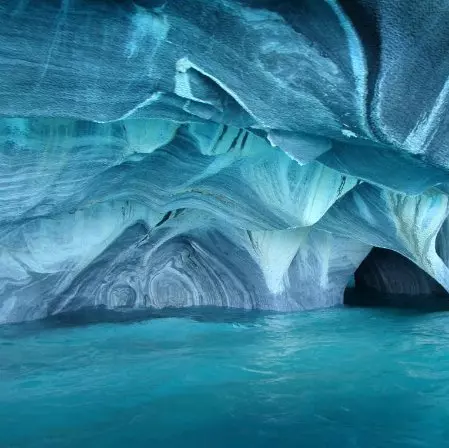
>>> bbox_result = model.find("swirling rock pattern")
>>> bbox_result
[0,0,449,322]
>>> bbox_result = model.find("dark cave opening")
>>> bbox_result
[344,247,449,310]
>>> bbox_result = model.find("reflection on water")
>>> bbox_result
[1,304,449,447]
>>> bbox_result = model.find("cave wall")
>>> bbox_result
[1,1,449,322]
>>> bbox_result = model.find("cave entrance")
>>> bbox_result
[344,247,449,310]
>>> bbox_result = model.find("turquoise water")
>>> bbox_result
[2,307,449,447]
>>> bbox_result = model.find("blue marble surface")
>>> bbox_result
[1,1,449,321]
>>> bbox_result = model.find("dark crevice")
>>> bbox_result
[345,247,449,310]
[155,211,172,227]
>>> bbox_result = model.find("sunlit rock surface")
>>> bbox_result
[1,0,449,323]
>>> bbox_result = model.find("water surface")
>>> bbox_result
[1,306,449,447]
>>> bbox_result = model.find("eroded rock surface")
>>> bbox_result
[1,0,449,322]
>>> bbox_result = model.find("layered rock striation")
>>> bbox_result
[1,0,449,322]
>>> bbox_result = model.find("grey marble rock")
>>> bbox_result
[1,1,449,322]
